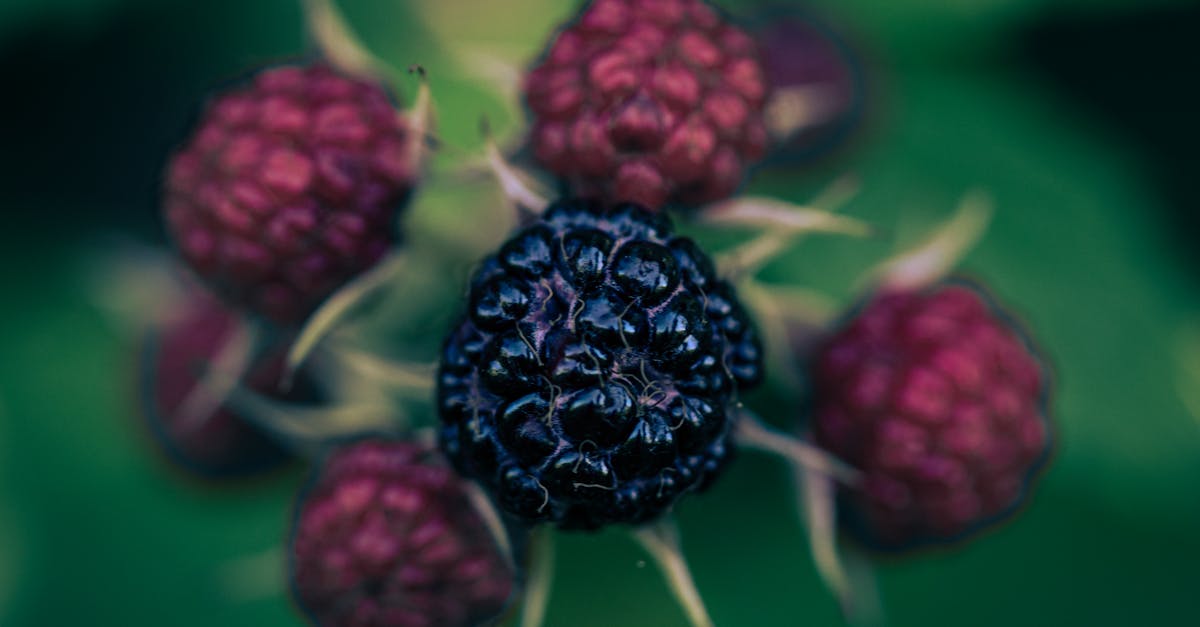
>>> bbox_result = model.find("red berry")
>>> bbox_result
[524,0,770,210]
[164,64,415,324]
[141,291,315,478]
[290,439,516,627]
[809,283,1051,549]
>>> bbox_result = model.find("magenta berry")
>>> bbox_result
[141,291,312,477]
[289,439,516,627]
[810,283,1051,549]
[165,63,416,324]
[523,0,771,210]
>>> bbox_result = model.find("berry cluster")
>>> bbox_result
[438,201,762,528]
[121,1,1056,625]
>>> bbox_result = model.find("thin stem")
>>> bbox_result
[734,410,861,486]
[283,252,408,389]
[631,518,714,627]
[795,464,851,614]
[302,0,387,80]
[405,67,434,172]
[328,345,435,397]
[519,527,556,627]
[176,317,262,435]
[763,83,843,141]
[483,119,550,215]
[866,190,993,292]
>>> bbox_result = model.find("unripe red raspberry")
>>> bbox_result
[523,0,770,210]
[165,63,415,324]
[141,291,315,478]
[809,283,1051,549]
[290,439,516,627]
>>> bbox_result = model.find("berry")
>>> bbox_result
[809,283,1051,550]
[140,291,316,478]
[437,200,762,529]
[165,63,416,324]
[755,8,863,160]
[289,439,516,627]
[523,0,770,210]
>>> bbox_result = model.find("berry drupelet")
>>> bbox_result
[438,200,763,530]
[165,63,416,324]
[524,0,771,210]
[289,439,516,627]
[140,291,314,477]
[809,283,1051,550]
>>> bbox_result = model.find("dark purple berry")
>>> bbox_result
[438,200,762,529]
[164,63,416,324]
[289,439,516,627]
[755,7,864,160]
[140,291,315,478]
[809,283,1052,550]
[523,0,771,210]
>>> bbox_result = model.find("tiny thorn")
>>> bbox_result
[735,410,861,486]
[282,252,407,390]
[407,64,426,77]
[867,189,994,292]
[519,528,556,627]
[482,120,550,215]
[176,317,262,436]
[631,518,714,627]
[302,0,388,80]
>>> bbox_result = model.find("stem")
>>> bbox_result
[795,464,851,614]
[483,119,550,215]
[283,252,408,390]
[734,411,861,486]
[519,528,556,627]
[764,83,843,141]
[302,0,387,80]
[176,317,262,435]
[867,190,992,292]
[405,67,434,172]
[631,518,714,627]
[328,345,436,398]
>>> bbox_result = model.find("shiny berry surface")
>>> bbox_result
[810,283,1051,550]
[165,63,415,324]
[141,291,310,478]
[524,0,770,210]
[438,201,762,529]
[290,439,515,627]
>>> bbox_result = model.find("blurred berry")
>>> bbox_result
[438,200,762,529]
[809,282,1051,550]
[290,439,516,627]
[140,291,315,478]
[523,0,770,210]
[164,63,415,324]
[754,6,865,160]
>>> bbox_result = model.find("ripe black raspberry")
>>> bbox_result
[438,200,763,529]
[140,291,316,477]
[289,439,516,627]
[524,0,770,210]
[165,63,415,324]
[809,283,1051,550]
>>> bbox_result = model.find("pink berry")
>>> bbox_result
[809,282,1051,549]
[524,0,770,210]
[290,439,516,627]
[164,63,415,324]
[141,291,315,478]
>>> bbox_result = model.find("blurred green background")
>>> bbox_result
[1,0,1199,625]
